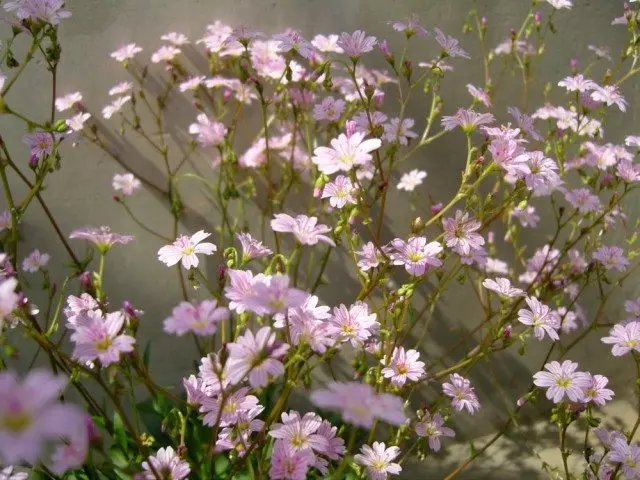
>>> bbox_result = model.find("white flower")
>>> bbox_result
[397,169,427,191]
[65,113,91,132]
[112,173,141,196]
[157,231,217,269]
[55,92,82,112]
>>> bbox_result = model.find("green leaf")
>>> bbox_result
[143,342,152,369]
[215,455,231,476]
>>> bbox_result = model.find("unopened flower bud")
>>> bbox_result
[373,91,385,109]
[570,58,579,72]
[79,271,92,288]
[516,396,527,407]
[112,195,121,202]
[503,324,512,340]
[487,231,495,244]
[313,187,322,198]
[345,120,357,138]
[363,81,376,101]
[534,12,542,26]
[28,154,39,169]
[411,217,425,234]
[217,264,227,281]
[430,202,443,215]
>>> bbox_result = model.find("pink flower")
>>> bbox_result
[525,152,562,196]
[273,30,316,59]
[593,246,629,272]
[390,236,443,276]
[482,277,524,298]
[441,108,494,133]
[102,95,131,119]
[518,296,560,341]
[224,269,257,313]
[328,302,378,347]
[55,92,82,112]
[200,387,259,427]
[242,274,308,315]
[141,446,190,480]
[178,76,205,92]
[311,34,343,53]
[313,97,345,122]
[161,32,190,45]
[71,310,135,366]
[442,210,484,256]
[354,442,402,480]
[512,205,540,228]
[390,14,429,38]
[0,466,28,480]
[433,28,470,59]
[397,169,427,192]
[442,373,481,414]
[150,45,181,63]
[591,85,627,112]
[189,114,227,147]
[236,232,272,262]
[383,117,418,145]
[310,382,406,428]
[356,242,385,271]
[3,0,70,24]
[21,249,50,273]
[182,375,207,406]
[582,374,614,406]
[312,132,381,175]
[321,175,356,209]
[198,354,230,395]
[163,300,229,336]
[487,137,531,178]
[601,321,640,356]
[337,30,377,58]
[545,0,572,8]
[466,84,491,107]
[625,136,640,148]
[49,419,88,475]
[269,440,314,480]
[381,347,425,386]
[269,411,327,454]
[533,360,591,403]
[215,405,264,454]
[108,82,133,96]
[112,173,141,196]
[508,106,542,141]
[63,294,99,329]
[415,412,455,452]
[157,230,217,269]
[69,226,134,253]
[271,214,335,246]
[273,295,334,353]
[607,437,640,479]
[316,420,345,460]
[0,370,86,464]
[558,74,597,93]
[565,188,601,213]
[353,111,388,136]
[110,43,142,62]
[65,112,91,132]
[226,327,289,388]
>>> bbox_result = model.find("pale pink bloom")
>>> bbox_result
[163,300,229,336]
[525,152,562,196]
[488,138,531,178]
[442,210,484,256]
[568,249,588,273]
[273,30,315,59]
[198,354,230,395]
[391,14,429,38]
[182,375,207,406]
[271,214,335,246]
[0,370,86,464]
[189,113,227,147]
[3,0,70,24]
[102,95,131,119]
[55,92,82,112]
[482,277,524,298]
[250,40,287,79]
[269,411,327,454]
[485,257,508,275]
[545,0,572,8]
[396,169,426,192]
[356,242,384,271]
[625,136,640,148]
[21,249,50,273]
[65,112,91,132]
[311,34,343,53]
[390,237,443,276]
[0,466,28,480]
[558,74,597,93]
[200,387,259,427]
[352,111,388,136]
[311,382,406,428]
[269,440,314,480]
[593,245,629,272]
[313,97,345,122]
[312,131,381,175]
[0,211,11,233]
[112,173,141,196]
[151,45,181,63]
[141,446,190,480]
[157,230,217,269]
[239,139,267,168]
[383,117,417,145]
[321,176,356,210]
[110,44,142,62]
[69,226,134,252]
[442,373,480,414]
[338,30,377,57]
[273,295,334,353]
[565,188,601,213]
[518,296,560,341]
[582,374,614,406]
[607,437,640,479]
[49,418,88,475]
[215,405,264,455]
[418,59,454,71]
[226,327,289,388]
[508,106,542,141]
[161,32,190,45]
[71,310,135,366]
[237,232,272,261]
[493,37,535,56]
[381,347,425,386]
[466,84,491,107]
[316,420,345,460]
[617,160,640,182]
[601,321,640,356]
[328,302,378,347]
[228,26,263,45]
[63,294,99,329]
[512,205,540,227]
[224,269,256,313]
[415,412,455,452]
[243,274,307,315]
[178,76,206,92]
[0,278,19,327]
[590,85,627,112]
[626,298,640,319]
[441,108,494,132]
[108,81,133,96]
[533,360,590,403]
[433,28,470,59]
[557,307,579,334]
[354,442,402,480]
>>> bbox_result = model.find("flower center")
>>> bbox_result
[2,403,31,433]
[223,401,238,415]
[555,376,571,389]
[396,363,409,375]
[182,246,195,255]
[95,337,112,352]
[290,432,307,449]
[372,459,388,472]
[408,252,424,262]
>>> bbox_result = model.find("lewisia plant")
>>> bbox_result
[0,1,640,479]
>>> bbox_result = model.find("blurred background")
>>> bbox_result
[1,0,639,477]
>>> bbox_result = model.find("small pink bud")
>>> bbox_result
[85,416,102,445]
[516,396,527,407]
[601,172,614,186]
[379,40,392,59]
[534,12,542,25]
[475,155,485,165]
[112,195,121,202]
[487,231,495,244]
[430,202,443,215]
[313,187,322,198]
[79,271,92,288]
[373,91,385,109]
[28,154,39,169]
[570,58,579,72]
[345,120,357,138]
[217,264,227,281]
[122,300,140,320]
[481,16,488,27]
[503,324,512,340]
